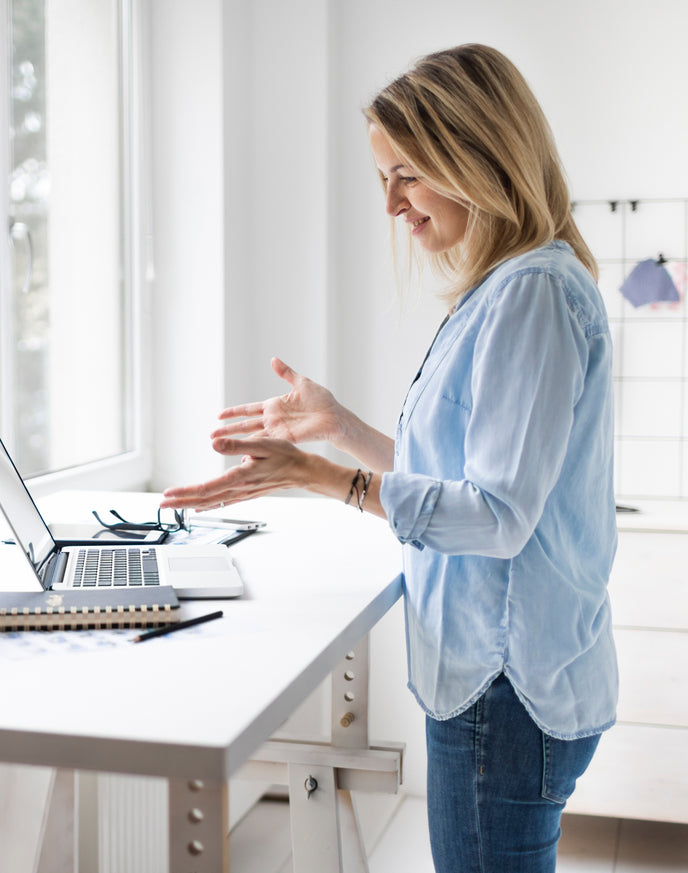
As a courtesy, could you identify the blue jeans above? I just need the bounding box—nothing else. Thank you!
[425,673,600,873]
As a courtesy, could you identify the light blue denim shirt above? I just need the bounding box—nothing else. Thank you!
[380,241,618,739]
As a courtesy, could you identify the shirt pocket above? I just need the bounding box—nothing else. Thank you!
[425,393,472,475]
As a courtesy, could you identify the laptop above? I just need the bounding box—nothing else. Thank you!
[0,439,244,599]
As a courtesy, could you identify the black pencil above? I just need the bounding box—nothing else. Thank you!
[132,610,224,643]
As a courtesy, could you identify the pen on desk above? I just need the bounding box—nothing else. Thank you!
[132,610,224,643]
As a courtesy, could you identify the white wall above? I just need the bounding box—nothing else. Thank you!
[222,0,331,409]
[149,0,226,489]
[151,0,688,796]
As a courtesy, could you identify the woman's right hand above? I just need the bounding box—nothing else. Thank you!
[213,357,345,446]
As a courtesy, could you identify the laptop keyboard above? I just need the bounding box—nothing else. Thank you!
[72,547,160,588]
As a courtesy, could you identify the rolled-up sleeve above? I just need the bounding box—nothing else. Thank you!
[380,473,528,556]
[380,473,442,549]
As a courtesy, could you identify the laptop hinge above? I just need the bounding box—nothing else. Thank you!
[42,550,69,590]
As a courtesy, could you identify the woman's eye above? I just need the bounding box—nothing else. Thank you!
[401,176,418,185]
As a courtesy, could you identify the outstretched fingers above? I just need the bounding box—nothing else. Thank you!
[161,437,302,511]
[217,400,264,422]
[211,418,264,439]
[217,359,299,425]
[271,357,299,387]
[211,436,264,456]
[161,462,260,511]
[161,478,229,511]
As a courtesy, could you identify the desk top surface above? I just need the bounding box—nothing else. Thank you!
[0,493,402,781]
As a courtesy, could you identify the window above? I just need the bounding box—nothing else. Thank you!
[1,0,149,486]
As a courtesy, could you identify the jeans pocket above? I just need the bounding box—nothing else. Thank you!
[541,732,601,804]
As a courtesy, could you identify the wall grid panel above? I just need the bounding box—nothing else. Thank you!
[573,198,688,499]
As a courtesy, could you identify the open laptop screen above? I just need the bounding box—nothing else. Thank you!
[0,439,55,579]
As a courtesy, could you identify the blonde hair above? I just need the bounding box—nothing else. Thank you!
[363,44,597,305]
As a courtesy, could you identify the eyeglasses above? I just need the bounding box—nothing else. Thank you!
[92,507,189,533]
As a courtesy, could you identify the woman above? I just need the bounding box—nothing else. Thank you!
[162,44,618,873]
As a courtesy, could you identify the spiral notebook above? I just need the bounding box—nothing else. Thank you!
[0,586,180,632]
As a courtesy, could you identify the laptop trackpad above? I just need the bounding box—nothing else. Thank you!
[168,556,229,573]
[165,554,244,599]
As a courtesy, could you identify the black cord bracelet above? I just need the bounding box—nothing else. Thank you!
[345,469,363,506]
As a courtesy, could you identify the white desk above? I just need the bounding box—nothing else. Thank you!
[0,493,403,872]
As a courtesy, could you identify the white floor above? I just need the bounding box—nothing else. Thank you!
[229,794,688,873]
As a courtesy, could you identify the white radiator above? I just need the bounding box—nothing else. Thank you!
[98,775,168,873]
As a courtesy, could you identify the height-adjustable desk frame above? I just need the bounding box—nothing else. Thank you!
[170,635,404,872]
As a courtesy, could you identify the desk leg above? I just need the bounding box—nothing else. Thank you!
[36,769,77,873]
[288,763,341,873]
[288,765,370,873]
[331,637,369,749]
[0,765,75,873]
[286,636,373,873]
[337,788,370,873]
[168,778,228,873]
[239,635,400,872]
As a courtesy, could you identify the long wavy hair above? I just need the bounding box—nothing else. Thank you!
[363,44,597,305]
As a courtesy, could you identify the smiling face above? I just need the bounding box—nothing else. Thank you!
[368,124,470,255]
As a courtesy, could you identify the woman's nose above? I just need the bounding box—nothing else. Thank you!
[386,183,409,217]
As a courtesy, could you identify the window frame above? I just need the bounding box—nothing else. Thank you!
[0,0,153,498]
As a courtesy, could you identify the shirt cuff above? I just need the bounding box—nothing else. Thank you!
[380,472,443,550]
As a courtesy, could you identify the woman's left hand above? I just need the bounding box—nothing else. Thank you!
[160,437,309,511]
